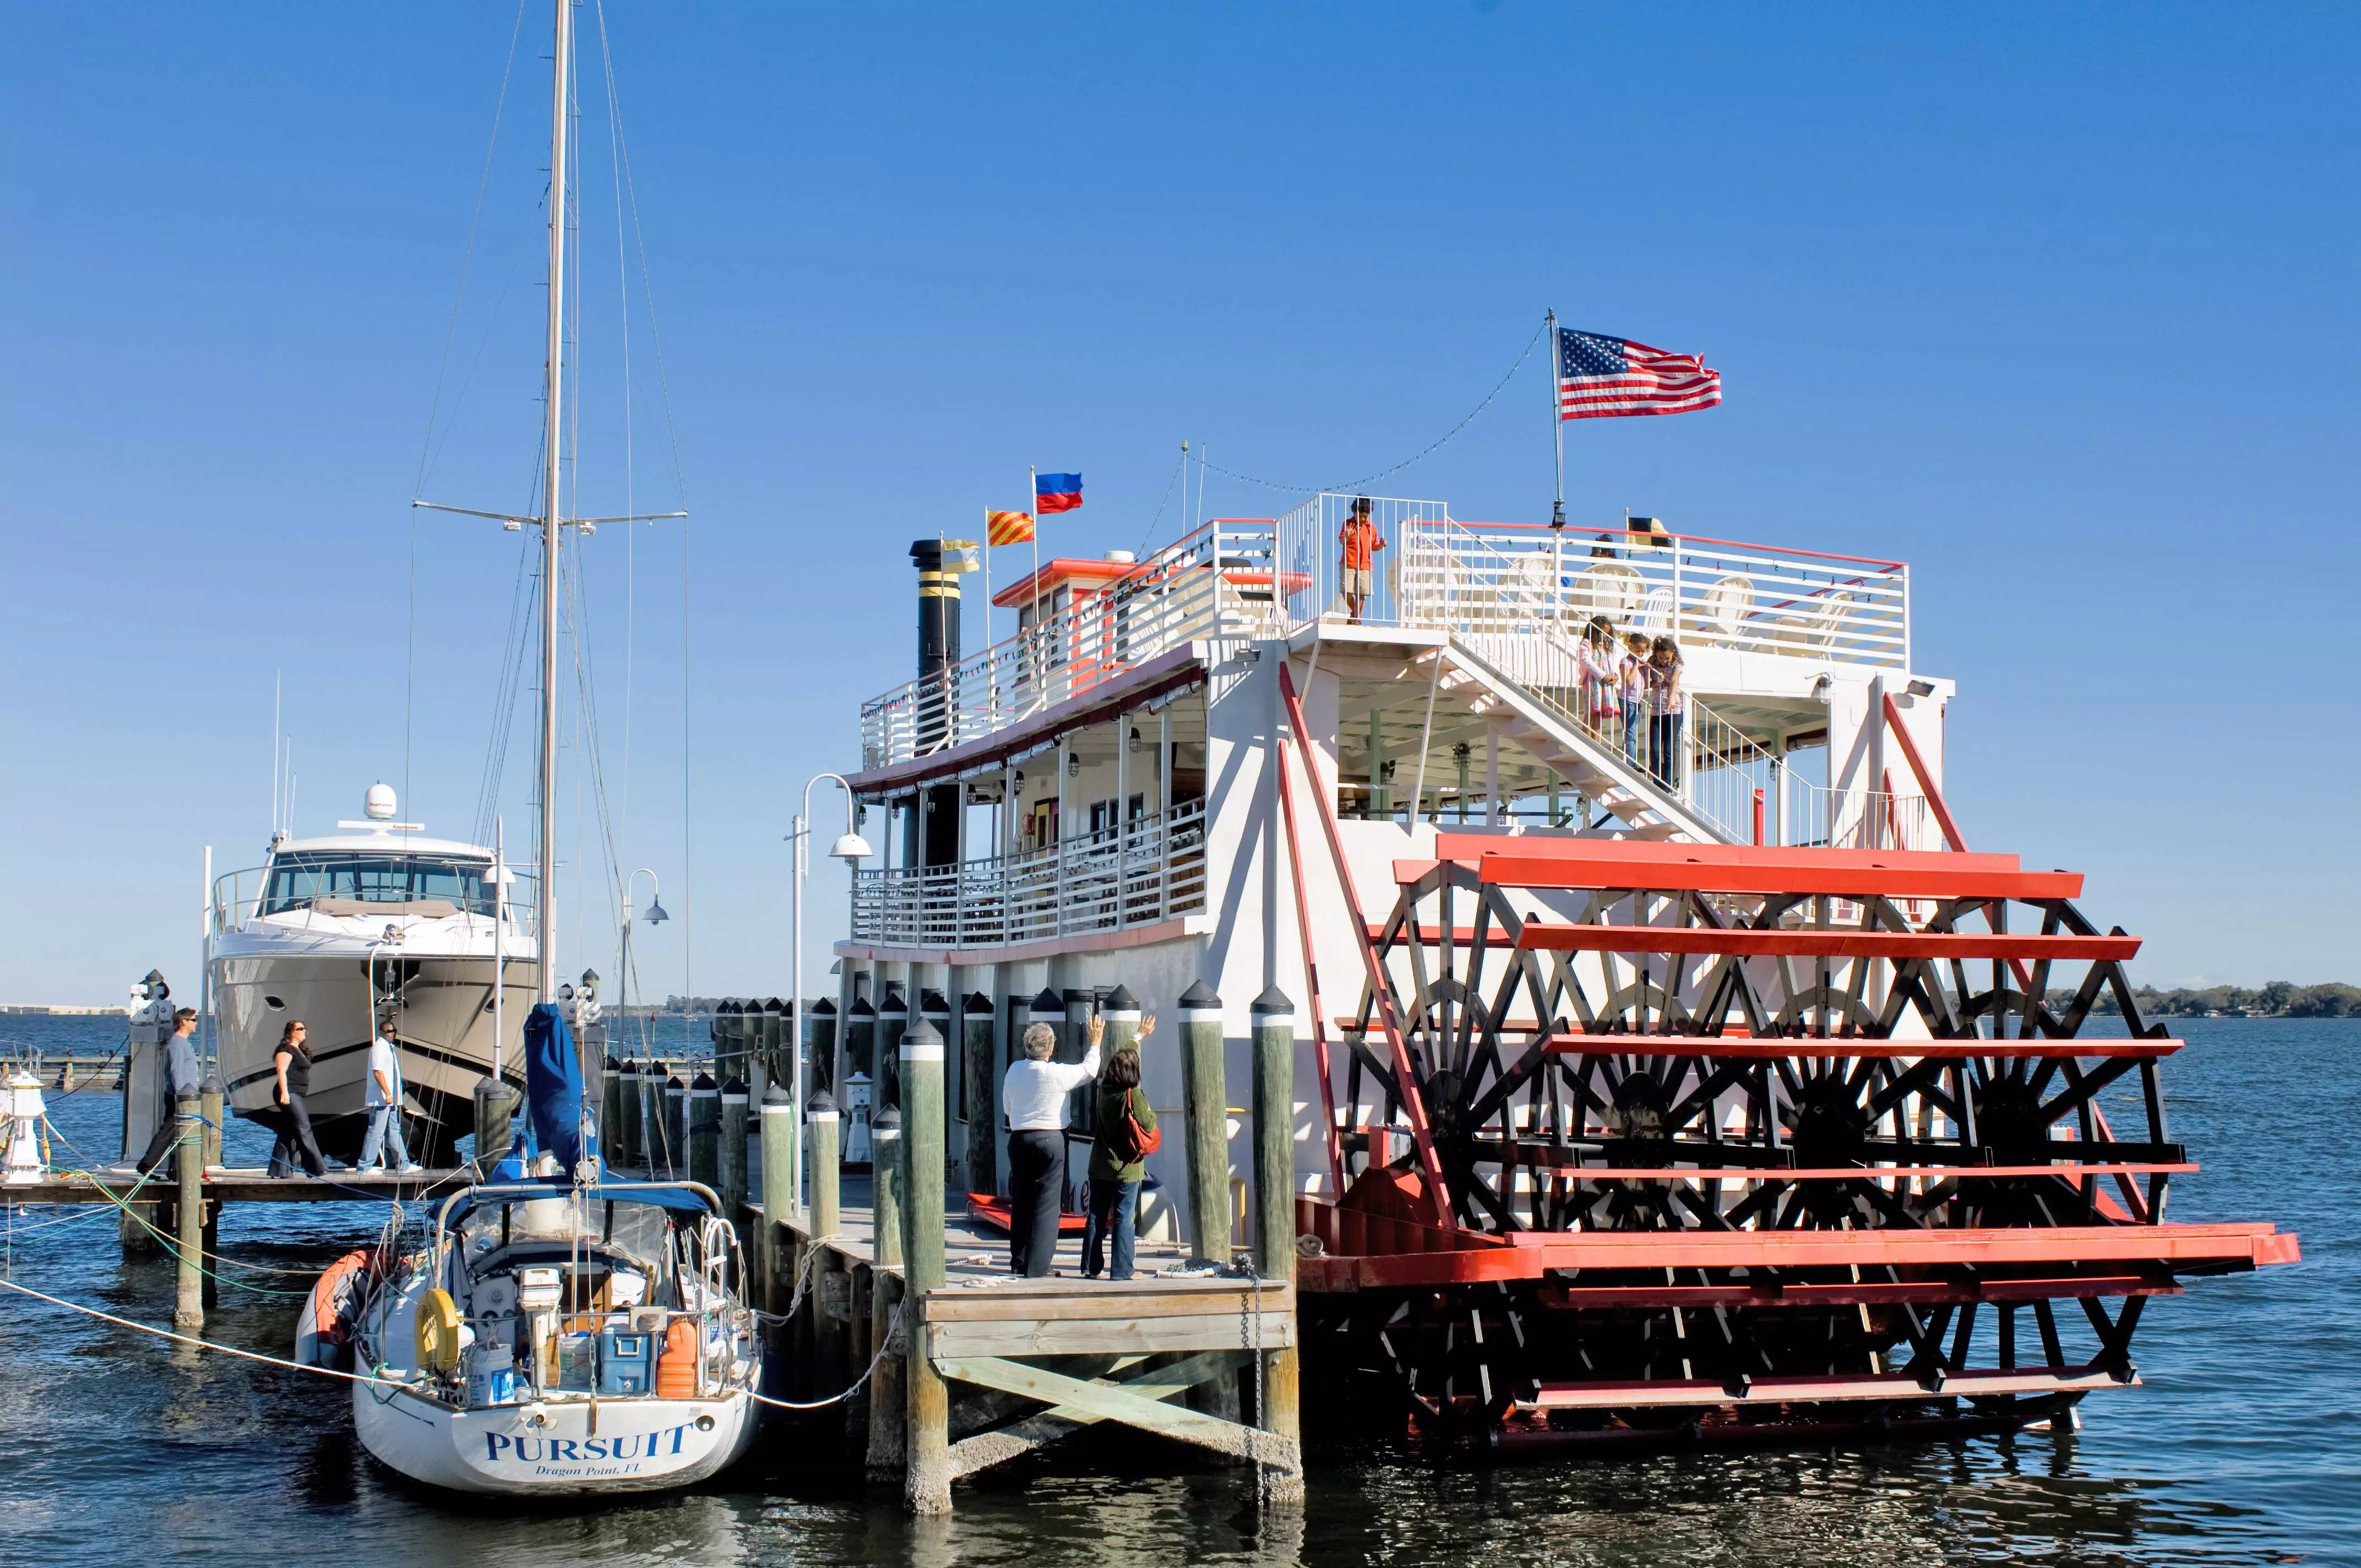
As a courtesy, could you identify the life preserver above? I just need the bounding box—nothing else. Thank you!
[415,1287,464,1375]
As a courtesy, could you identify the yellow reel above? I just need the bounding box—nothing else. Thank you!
[414,1287,463,1375]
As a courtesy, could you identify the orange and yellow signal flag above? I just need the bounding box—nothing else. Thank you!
[987,509,1034,546]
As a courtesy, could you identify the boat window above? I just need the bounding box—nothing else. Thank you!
[262,853,493,916]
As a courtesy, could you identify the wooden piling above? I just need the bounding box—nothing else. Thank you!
[1251,985,1305,1504]
[1178,981,1231,1266]
[808,1090,847,1393]
[1178,979,1240,1423]
[761,997,788,1086]
[960,992,995,1197]
[867,1104,906,1481]
[665,1072,688,1178]
[173,1091,203,1329]
[759,1082,796,1314]
[809,997,839,1094]
[689,1071,720,1190]
[900,1020,951,1515]
[473,1075,517,1169]
[618,1059,643,1170]
[600,1056,623,1159]
[200,1068,224,1170]
[876,983,909,1116]
[720,1076,749,1219]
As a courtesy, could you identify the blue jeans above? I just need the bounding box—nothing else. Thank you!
[1082,1177,1139,1281]
[1622,701,1644,764]
[1649,713,1683,789]
[358,1103,411,1169]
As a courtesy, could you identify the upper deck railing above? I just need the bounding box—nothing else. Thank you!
[859,496,1911,769]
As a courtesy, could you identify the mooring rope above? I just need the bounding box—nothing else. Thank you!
[0,1275,416,1390]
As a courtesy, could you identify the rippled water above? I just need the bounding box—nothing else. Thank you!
[2,1015,2351,1566]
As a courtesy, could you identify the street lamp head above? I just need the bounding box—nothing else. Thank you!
[829,831,873,863]
[643,896,670,925]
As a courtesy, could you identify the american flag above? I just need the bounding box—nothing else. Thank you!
[1557,329,1722,420]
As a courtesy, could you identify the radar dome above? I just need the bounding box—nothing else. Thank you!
[364,782,398,821]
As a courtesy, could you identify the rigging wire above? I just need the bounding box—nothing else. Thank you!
[411,0,531,500]
[1195,316,1549,498]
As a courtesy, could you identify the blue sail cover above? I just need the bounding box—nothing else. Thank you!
[522,1002,598,1171]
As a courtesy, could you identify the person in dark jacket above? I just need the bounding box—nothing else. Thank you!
[267,1020,329,1177]
[135,1008,204,1174]
[1082,1038,1158,1282]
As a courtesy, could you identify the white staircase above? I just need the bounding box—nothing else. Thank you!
[1437,634,1728,843]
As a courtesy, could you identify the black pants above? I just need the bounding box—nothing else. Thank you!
[1005,1129,1065,1277]
[269,1094,328,1177]
[135,1110,182,1175]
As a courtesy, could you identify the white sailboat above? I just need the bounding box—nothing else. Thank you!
[294,0,760,1494]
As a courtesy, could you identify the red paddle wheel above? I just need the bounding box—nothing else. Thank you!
[1273,676,2298,1450]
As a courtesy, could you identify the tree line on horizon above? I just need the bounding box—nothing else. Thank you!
[2064,981,2361,1019]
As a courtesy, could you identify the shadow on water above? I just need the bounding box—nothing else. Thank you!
[3,1015,2351,1566]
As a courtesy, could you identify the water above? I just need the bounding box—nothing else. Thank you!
[3,1013,2352,1566]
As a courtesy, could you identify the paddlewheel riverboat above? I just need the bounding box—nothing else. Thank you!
[830,494,2297,1448]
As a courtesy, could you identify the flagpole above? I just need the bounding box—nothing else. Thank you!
[1548,308,1565,528]
[1547,309,1565,623]
[981,509,992,649]
[1028,464,1042,641]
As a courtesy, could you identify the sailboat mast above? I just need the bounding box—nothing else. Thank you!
[536,0,570,1004]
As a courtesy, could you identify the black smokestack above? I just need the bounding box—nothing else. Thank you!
[910,538,962,683]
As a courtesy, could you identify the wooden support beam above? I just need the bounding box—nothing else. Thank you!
[948,1349,1245,1479]
[928,1309,1297,1359]
[936,1354,1301,1474]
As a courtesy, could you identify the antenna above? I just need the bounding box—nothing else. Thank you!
[270,672,281,837]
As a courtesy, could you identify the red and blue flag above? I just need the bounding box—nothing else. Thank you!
[1035,472,1084,514]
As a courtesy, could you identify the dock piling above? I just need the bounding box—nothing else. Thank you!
[809,997,839,1094]
[877,983,909,1119]
[759,1082,795,1313]
[808,1091,847,1392]
[601,1057,623,1159]
[688,1071,720,1190]
[618,1059,643,1169]
[719,1076,749,1218]
[472,1075,518,1169]
[173,1091,203,1329]
[665,1071,688,1178]
[200,1068,224,1170]
[900,1020,951,1515]
[961,993,995,1197]
[1178,981,1232,1267]
[867,1104,906,1482]
[1250,985,1305,1503]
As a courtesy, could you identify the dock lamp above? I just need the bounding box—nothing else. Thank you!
[790,772,871,1216]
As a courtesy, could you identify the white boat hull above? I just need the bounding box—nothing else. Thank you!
[213,944,537,1163]
[352,1381,758,1495]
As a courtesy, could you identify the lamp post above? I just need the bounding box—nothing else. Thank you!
[790,772,872,1216]
[618,868,669,1060]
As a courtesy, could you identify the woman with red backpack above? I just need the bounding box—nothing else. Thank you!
[1082,1032,1158,1282]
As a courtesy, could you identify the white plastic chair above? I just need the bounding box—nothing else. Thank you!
[1693,573,1756,647]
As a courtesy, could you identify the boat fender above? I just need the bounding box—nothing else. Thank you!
[416,1287,464,1375]
[294,1248,378,1369]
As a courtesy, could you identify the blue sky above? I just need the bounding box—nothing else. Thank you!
[3,3,2353,1004]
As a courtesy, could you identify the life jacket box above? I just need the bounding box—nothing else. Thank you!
[598,1327,654,1395]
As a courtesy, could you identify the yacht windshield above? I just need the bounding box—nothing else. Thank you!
[263,853,494,916]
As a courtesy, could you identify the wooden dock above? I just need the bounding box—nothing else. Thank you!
[753,1176,1299,1504]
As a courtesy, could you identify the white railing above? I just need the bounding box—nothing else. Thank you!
[857,501,1911,770]
[1399,516,1908,668]
[849,798,1209,949]
[859,522,1283,770]
[210,863,538,940]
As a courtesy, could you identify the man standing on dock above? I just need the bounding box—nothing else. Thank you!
[134,1009,201,1174]
[357,1025,422,1174]
[1003,1013,1106,1276]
